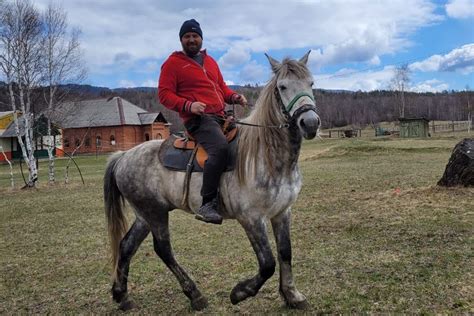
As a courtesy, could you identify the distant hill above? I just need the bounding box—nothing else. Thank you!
[59,84,157,96]
[0,82,471,129]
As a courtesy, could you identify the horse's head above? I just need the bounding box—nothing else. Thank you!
[265,51,320,139]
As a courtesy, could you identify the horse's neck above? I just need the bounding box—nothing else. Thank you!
[286,123,303,170]
[249,124,302,181]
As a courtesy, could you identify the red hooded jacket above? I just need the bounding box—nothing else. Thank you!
[158,50,237,123]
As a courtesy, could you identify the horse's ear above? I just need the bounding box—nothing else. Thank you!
[265,53,281,72]
[299,50,311,65]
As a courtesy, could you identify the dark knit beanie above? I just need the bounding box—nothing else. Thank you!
[179,19,203,39]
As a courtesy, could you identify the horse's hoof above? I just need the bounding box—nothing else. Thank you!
[191,295,208,311]
[287,299,309,310]
[119,299,137,311]
[230,285,252,305]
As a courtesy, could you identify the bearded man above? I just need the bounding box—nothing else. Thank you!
[158,19,247,224]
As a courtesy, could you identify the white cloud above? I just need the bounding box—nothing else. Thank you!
[313,67,452,92]
[218,46,251,69]
[445,0,474,19]
[141,79,157,87]
[410,79,449,92]
[142,61,160,73]
[32,0,474,90]
[118,80,136,88]
[409,43,474,74]
[33,0,442,74]
[314,67,394,91]
[239,61,269,85]
[310,33,388,68]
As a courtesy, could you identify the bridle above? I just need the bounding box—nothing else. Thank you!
[233,88,317,129]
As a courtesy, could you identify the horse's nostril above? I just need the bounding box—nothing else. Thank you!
[300,119,306,128]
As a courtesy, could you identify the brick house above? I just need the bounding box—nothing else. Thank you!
[58,97,170,154]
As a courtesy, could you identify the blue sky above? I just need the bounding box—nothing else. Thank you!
[34,0,474,92]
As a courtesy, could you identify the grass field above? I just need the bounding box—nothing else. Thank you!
[0,134,473,314]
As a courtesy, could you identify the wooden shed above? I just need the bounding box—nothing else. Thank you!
[399,117,430,138]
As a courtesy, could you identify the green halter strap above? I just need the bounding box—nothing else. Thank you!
[285,92,315,113]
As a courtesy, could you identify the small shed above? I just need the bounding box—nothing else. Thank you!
[399,117,430,138]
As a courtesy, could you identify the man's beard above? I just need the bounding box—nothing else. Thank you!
[182,41,202,56]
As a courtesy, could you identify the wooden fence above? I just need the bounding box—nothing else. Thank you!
[430,121,472,133]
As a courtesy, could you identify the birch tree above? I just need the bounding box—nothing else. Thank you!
[0,0,42,187]
[0,145,15,188]
[390,64,410,118]
[41,2,85,185]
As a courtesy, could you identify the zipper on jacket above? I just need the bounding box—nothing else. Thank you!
[186,54,225,108]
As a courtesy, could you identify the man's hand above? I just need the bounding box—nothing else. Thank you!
[233,94,248,106]
[190,102,206,115]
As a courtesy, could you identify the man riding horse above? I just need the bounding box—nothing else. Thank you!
[158,19,247,224]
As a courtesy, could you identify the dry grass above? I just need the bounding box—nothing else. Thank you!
[0,135,473,314]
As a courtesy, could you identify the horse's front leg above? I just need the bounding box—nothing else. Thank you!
[271,209,308,309]
[230,219,276,304]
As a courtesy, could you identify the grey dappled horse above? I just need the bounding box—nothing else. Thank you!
[104,52,320,311]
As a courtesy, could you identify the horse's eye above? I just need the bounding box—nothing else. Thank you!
[279,85,287,91]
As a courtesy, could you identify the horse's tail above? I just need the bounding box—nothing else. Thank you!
[104,151,127,279]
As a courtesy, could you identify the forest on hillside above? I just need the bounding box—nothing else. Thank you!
[0,83,472,133]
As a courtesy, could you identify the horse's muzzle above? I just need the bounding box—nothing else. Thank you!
[297,109,320,139]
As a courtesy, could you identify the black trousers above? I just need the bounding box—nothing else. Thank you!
[185,115,229,204]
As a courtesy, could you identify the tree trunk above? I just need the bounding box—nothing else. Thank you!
[438,138,474,187]
[47,120,55,184]
[0,146,15,189]
[19,86,38,187]
[47,88,55,184]
[9,84,33,186]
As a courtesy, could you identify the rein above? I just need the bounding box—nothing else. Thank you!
[233,119,290,129]
[232,91,316,129]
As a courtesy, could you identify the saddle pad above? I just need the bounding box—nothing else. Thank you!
[173,127,238,150]
[159,134,238,172]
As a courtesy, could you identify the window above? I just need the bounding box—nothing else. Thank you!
[75,138,81,147]
[85,138,91,147]
[155,133,163,139]
[96,136,102,147]
[145,133,150,141]
[110,135,116,145]
[64,138,70,148]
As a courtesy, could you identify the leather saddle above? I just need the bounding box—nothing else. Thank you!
[159,121,238,173]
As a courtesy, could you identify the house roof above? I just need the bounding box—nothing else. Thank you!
[398,117,429,122]
[138,112,168,125]
[55,97,167,128]
[0,111,14,118]
[0,115,60,138]
[0,116,25,138]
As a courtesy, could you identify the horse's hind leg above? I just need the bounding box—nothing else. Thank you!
[112,218,150,310]
[150,211,208,311]
[230,219,276,304]
[271,209,308,309]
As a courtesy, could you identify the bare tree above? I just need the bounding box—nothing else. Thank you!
[390,64,410,118]
[41,2,86,185]
[463,85,472,134]
[0,0,42,187]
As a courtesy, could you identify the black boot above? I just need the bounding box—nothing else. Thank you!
[195,198,223,225]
